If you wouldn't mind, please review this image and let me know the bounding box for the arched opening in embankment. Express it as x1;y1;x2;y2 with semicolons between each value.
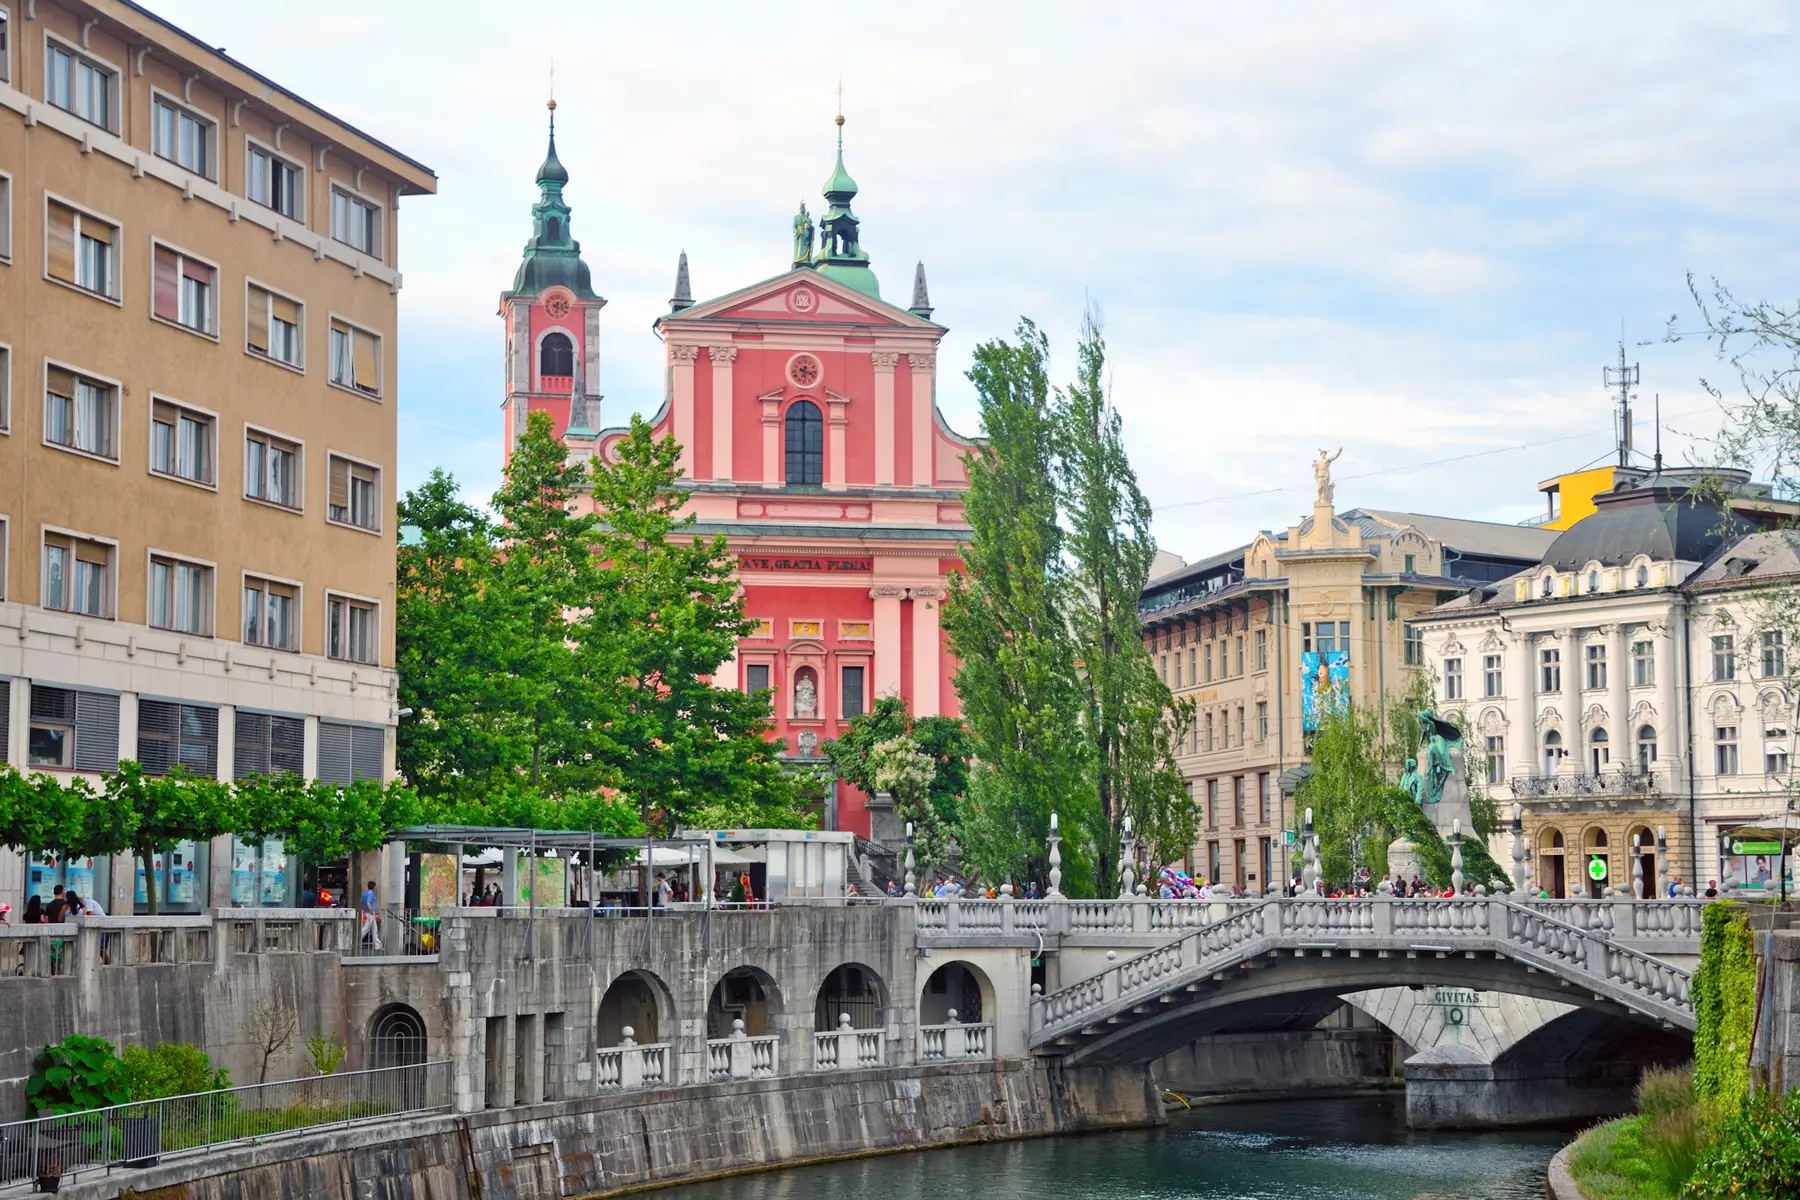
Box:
707;965;783;1038
919;960;991;1026
598;968;674;1047
813;962;887;1031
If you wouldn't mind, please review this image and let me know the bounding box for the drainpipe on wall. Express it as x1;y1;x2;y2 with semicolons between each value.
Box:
1682;594;1699;885
1276;589;1288;892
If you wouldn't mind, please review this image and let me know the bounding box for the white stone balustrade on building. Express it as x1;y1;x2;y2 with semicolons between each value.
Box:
595;1028;671;1091
706;1020;780;1081
812;1014;886;1071
918;1011;994;1061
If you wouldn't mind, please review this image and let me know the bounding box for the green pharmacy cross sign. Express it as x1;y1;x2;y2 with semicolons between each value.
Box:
1587;855;1609;882
1731;840;1783;856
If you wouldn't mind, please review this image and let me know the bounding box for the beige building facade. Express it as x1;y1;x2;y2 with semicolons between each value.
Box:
0;0;435;912
1140;466;1556;893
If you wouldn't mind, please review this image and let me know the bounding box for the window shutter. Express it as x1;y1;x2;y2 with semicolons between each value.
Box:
352;330;378;393
270;715;304;775
153;246;180;320
247;285;269;352
137;698;177;775
46;202;76;281
272;294;299;328
84;218;113;247
181;256;211;285
316;721;352;785
46;365;75;401
328;458;349;512
350;725;383;782
74;538;108;566
178;704;218;778
234;710;269;779
74;690;120;773
31;685;74;723
0;680;9;764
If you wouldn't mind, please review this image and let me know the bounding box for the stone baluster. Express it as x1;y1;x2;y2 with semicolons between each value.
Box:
620;1026;643;1090
729;1018;751;1080
1633;832;1647;901
1047;812;1064;900
1451;819;1465;894
1656;825;1670;899
1118;816;1137;898
1511;803;1532;896
903;822;917;898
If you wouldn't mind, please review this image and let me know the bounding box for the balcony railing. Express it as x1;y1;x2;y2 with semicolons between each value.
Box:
1512;771;1660;798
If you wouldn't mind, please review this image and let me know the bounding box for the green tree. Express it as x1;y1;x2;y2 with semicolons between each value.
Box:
107;765;233;915
822;696;972;828
585;415;797;840
868;736;950;876
1056;311;1194;884
942;320;1095;891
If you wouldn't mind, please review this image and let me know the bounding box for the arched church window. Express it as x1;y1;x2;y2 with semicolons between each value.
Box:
785;400;823;486
540;332;574;378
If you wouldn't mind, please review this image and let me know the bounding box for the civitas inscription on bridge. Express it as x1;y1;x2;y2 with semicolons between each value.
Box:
1020;895;1700;1067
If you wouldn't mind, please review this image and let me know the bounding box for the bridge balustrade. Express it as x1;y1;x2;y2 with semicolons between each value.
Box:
812;1015;885;1071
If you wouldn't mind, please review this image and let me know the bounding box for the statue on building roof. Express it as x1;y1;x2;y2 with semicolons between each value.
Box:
792;202;814;270
1313;447;1342;506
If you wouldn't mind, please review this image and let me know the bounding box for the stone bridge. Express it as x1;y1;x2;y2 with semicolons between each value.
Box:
1018;896;1700;1068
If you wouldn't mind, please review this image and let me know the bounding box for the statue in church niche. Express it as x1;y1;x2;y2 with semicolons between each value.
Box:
794;671;818;719
792;203;814;269
1313;447;1342;506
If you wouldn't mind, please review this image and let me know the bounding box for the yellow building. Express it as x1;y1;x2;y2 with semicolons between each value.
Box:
0;0;436;912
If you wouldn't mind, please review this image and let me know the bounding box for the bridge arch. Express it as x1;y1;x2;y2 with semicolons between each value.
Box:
920;959;992;1025
813;962;887;1032
708;965;783;1038
598;968;675;1047
369;1002;427;1068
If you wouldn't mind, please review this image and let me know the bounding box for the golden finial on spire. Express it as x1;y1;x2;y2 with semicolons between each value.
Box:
548;58;556;111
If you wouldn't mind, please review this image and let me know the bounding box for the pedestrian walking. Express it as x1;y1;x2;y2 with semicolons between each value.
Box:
360;880;383;950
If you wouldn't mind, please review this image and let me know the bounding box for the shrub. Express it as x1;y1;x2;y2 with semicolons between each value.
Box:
1636;1063;1694;1119
1693;901;1756;1108
306;1031;345;1077
25;1035;129;1115
1687;1090;1800;1200
121;1042;230;1101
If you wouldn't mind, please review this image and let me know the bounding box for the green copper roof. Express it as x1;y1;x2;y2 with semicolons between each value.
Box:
808;116;879;299
504;104;598;301
822;144;857;200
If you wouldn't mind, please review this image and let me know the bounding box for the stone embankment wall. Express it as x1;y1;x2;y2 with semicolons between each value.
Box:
66;1061;1156;1200
1753;926;1800;1092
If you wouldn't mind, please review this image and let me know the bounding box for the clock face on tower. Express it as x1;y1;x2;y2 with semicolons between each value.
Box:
544;291;572;319
788;354;822;388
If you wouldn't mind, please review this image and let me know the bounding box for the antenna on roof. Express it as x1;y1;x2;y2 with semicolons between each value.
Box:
1654;393;1663;474
1604;325;1640;470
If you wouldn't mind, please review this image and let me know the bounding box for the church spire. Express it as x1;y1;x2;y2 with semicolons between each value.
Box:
537;98;569;189
669;250;693;312
909;261;933;319
811;111;880;299
503;99;598;301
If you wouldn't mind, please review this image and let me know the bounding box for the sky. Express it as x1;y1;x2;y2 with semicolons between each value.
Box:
157;0;1800;563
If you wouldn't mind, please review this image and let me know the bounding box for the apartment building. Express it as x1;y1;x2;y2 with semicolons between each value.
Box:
1412;469;1800;896
0;0;435;912
1139;458;1555;893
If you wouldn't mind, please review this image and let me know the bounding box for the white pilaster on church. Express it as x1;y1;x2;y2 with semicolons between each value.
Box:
871;586;905;700
709;346;737;481
872;353;898;485
908;352;935;487
911;586;944;716
760;394;781;488
826;394;850;491
671;344;700;475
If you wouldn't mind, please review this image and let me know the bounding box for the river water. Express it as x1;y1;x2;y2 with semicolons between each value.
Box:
654;1094;1568;1200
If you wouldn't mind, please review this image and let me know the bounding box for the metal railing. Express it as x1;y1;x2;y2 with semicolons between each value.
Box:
341;907;443;958
0;1060;450;1189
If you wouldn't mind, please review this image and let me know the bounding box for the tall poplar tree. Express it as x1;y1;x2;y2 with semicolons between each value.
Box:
1056;312;1195;886
941;320;1095;890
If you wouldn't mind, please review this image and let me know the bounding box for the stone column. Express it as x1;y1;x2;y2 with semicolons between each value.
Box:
826;393;850;490
1608;624;1631;772
1656;621;1679;781
117;691;139;763
670;344;699;477
709;345;736;481
1560;628;1583;775
873;352;897;485
908;352;935;487
761;394;781;487
302;714;320;781
871;586;905;701
1512;631;1536;782
6;677;26;771
911;586;943;717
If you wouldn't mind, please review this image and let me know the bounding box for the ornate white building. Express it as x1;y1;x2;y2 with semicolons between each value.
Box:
1412;470;1800;897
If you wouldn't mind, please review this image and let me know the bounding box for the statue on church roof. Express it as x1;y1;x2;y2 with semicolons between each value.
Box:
792;203;814;270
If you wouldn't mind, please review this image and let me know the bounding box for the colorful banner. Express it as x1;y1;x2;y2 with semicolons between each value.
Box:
418;853;460;914
1300;650;1349;731
515;858;568;910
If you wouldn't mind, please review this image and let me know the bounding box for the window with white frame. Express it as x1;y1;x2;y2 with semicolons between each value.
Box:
1254;629;1267;671
148;553;211;635
1541;647;1561;693
1483;654;1503;698
0;342;9;431
1403;624;1422;666
1761;630;1786;679
246;284;302;367
45;199;117;299
1256;700;1268;742
28;685;119;772
0;170;11;262
152;95;213;177
1637;724;1657;770
1485;735;1505;784
43;39;114;130
329;187;378;255
1766;727;1790;775
242;574;298;651
1632;639;1655;687
0;8;10;85
1715;725;1739;775
245;428;299;509
1443;657;1462;701
152;244;216;336
327;594;377;664
1585;643;1607;689
1713;634;1736;682
246;142;302;219
44;364;116;459
328;319;381;396
42;530;111;617
327;455;379;531
150;399;214;486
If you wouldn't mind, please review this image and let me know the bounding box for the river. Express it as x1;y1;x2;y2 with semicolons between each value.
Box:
652;1094;1569;1200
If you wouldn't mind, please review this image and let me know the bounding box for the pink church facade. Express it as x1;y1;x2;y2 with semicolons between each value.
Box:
501;108;974;837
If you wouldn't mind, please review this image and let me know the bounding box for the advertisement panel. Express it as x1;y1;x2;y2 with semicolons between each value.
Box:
1301;650;1349;731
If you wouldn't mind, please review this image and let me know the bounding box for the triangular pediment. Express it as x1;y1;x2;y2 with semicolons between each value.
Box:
660;268;939;330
